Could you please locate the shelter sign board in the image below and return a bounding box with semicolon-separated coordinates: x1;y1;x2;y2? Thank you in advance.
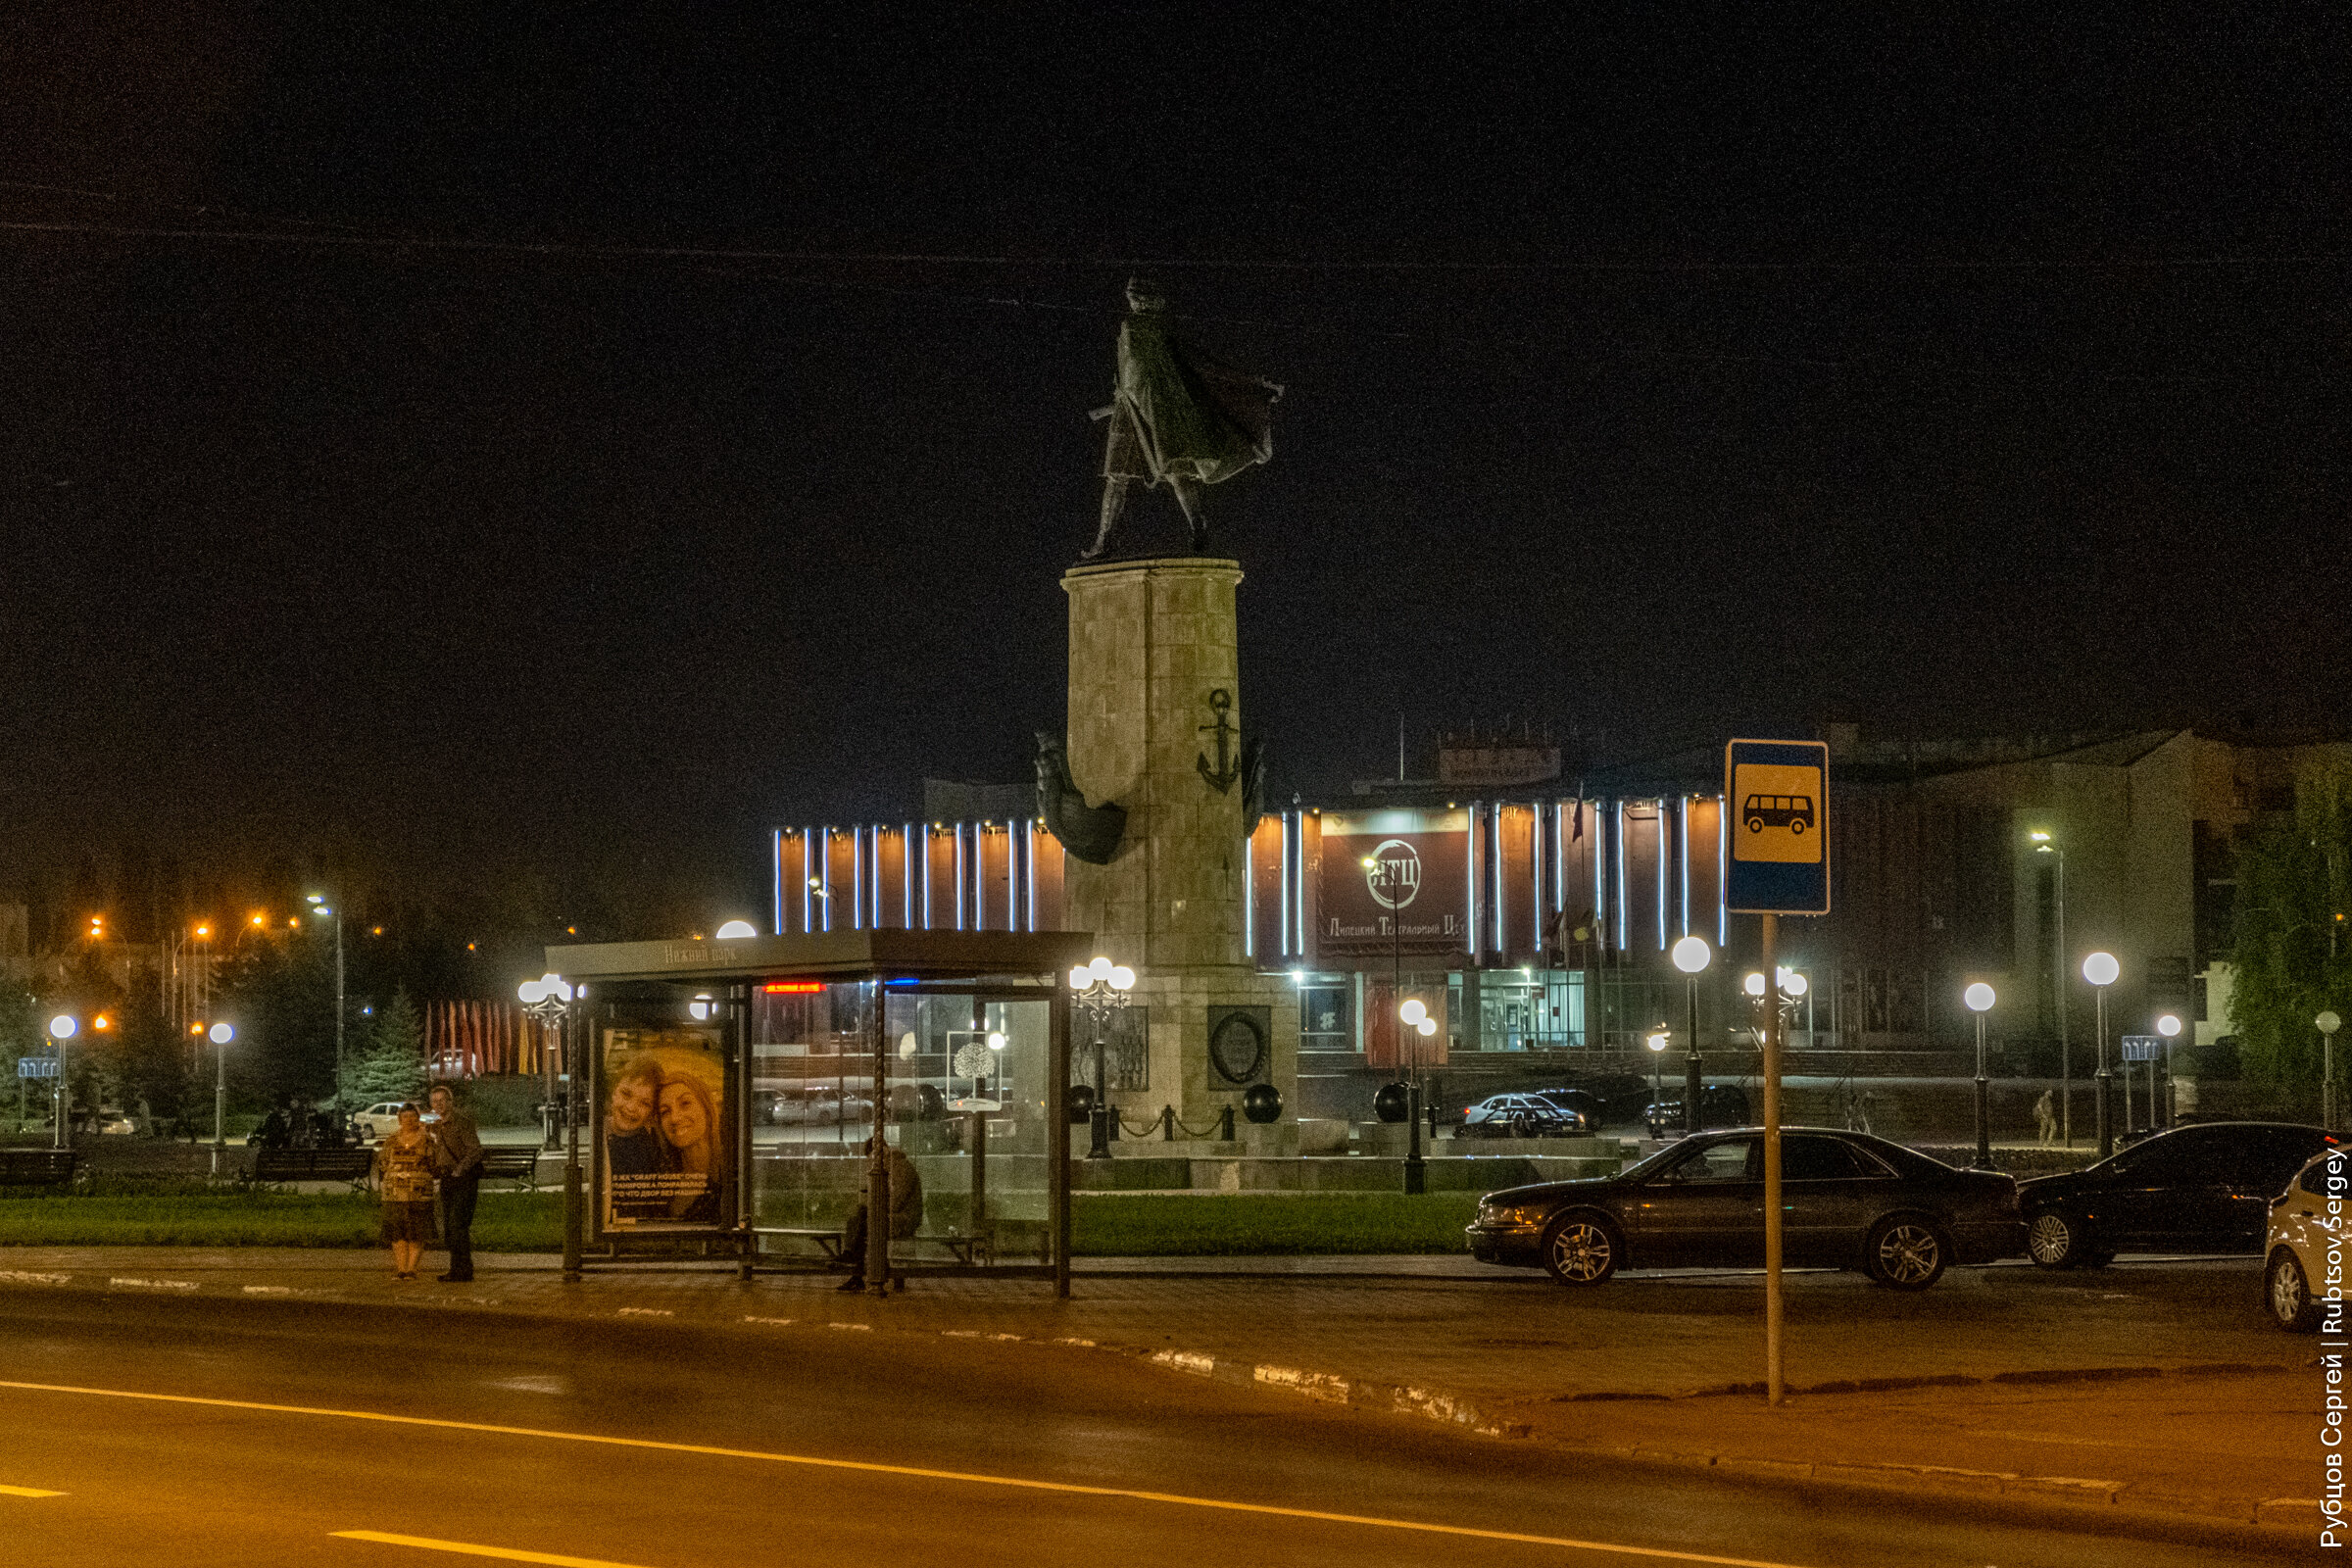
1317;808;1470;959
1724;739;1831;915
2120;1036;2163;1062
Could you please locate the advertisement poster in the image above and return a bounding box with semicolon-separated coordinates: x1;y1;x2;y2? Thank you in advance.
1318;808;1470;960
601;1025;730;1231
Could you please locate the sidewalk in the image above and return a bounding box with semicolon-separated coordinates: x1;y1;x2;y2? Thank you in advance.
0;1246;2312;1540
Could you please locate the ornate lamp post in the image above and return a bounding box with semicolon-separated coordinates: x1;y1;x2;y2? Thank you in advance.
1963;982;1996;1169
46;1014;76;1152
518;973;580;1280
2082;951;2119;1157
2155;1012;2182;1129
1068;956;1135;1160
207;1022;233;1175
1671;936;1711;1138
2320;1010;2342;1134
1397;997;1436;1193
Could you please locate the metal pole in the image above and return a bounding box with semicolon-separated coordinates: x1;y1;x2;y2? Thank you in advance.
866;980;891;1296
562;1002;583;1282
1761;913;1784;1407
211;1035;226;1177
1051;981;1070;1299
54;1035;70;1152
2327;1033;2337;1135
1088;1026;1111;1159
2055;851;2070;1148
1684;975;1701;1137
1972;1008;1991;1169
333;913;346;1105
2094;984;2113;1159
543;998;562;1152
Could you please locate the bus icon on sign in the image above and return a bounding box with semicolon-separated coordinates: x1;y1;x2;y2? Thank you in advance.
1743;794;1815;835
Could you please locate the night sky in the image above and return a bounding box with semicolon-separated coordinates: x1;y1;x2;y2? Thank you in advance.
3;6;2344;930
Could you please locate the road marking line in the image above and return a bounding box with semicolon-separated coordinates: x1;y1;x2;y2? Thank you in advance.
740;1316;795;1326
108;1277;197;1291
0;1271;71;1286
243;1286;294;1296
614;1308;671;1317
0;1380;1813;1568
0;1484;66;1497
333;1530;648;1566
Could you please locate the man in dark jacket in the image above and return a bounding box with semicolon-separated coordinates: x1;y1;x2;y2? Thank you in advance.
426;1084;485;1283
838;1138;922;1294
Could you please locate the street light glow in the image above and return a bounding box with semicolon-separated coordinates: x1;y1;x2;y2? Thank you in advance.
209;1022;234;1045
1399;998;1427;1026
2156;1013;2182;1037
1743;971;1767;998
2082;951;2119;987
1964;982;1995;1013
48;1015;76;1040
714;920;758;940
1671;935;1711;974
1645;1028;1669;1052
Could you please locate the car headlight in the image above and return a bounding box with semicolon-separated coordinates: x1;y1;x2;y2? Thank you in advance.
1477;1201;1545;1226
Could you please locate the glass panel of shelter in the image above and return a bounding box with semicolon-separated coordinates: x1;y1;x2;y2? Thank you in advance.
748;980;1052;1270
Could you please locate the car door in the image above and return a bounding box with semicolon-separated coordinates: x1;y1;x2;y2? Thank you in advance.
1779;1135;1881;1266
2219;1131;2333;1249
2101;1131;2230;1250
1628;1134;1762;1267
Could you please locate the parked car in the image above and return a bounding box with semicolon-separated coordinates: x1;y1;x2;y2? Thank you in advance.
92;1106;137;1136
1460;1094;1588;1139
1528;1087;1610;1128
2020;1121;2337;1268
1642;1083;1751;1138
353;1102;409;1143
1467;1126;2023;1290
2266;1146;2344;1332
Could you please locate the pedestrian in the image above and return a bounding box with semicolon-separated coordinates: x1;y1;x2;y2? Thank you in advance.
371;1103;437;1281
2034;1088;2057;1148
426;1083;484;1284
1858;1090;1877;1136
837;1136;923;1294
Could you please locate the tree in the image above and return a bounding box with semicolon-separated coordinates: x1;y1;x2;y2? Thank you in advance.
2227;768;2351;1092
345;988;427;1107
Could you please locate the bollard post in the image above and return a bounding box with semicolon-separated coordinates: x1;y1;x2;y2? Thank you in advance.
1161;1104;1175;1141
1219;1104;1235;1141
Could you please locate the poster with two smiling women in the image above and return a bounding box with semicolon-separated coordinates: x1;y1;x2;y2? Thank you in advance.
599;1025;730;1232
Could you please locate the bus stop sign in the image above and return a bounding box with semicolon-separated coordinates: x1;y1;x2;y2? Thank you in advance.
1725;738;1831;915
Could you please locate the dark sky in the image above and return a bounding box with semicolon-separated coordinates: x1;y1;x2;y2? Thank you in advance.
2;5;2345;926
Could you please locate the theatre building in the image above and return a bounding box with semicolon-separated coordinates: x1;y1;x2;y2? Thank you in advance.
776;724;2348;1127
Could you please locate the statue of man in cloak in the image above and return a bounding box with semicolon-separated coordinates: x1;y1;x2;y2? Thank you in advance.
1083;278;1282;560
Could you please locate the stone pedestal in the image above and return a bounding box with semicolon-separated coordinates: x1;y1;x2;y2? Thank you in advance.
1063;558;1297;1152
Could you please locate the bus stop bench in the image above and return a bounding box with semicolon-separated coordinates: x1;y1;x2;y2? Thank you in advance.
0;1150;77;1187
251;1148;375;1189
477;1147;542;1191
761;1228;994;1268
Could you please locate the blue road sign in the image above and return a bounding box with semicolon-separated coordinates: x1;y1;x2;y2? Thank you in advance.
2120;1036;2164;1062
1725;738;1831;915
17;1058;58;1079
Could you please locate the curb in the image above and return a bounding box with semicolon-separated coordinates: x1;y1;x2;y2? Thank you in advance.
0;1267;2309;1539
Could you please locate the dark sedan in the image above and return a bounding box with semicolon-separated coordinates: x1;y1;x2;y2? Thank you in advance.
2020;1120;2335;1268
1467;1126;2023;1290
1460;1094;1588;1138
1642;1083;1750;1138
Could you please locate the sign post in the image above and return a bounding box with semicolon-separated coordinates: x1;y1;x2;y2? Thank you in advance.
1724;739;1832;1410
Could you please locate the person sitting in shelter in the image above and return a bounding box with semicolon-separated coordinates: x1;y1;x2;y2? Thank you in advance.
837;1136;922;1294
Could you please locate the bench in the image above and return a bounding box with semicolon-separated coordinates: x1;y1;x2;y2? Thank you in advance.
757;1226;994;1269
251;1148;376;1190
477;1147;542;1191
0;1149;78;1188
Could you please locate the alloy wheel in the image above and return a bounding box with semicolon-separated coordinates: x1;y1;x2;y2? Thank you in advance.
2272;1251;2321;1332
1873;1222;1943;1288
2026;1212;2077;1267
1545;1220;1615;1285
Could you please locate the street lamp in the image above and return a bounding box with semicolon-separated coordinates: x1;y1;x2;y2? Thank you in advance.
207;1022;234;1176
1397;997;1436;1193
714;920;759;940
517;973;580;1280
2083;951;2120;1157
2152;1012;2182;1131
1671;935;1711;1137
45;1014;76;1151
2031;831;2070;1147
1069;956;1135;1160
1644;1025;1670;1134
1963;982;1996;1169
2320;1010;2343;1134
308;895;346;1107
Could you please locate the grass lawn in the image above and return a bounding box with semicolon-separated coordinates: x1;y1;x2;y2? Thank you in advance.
0;1189;1485;1256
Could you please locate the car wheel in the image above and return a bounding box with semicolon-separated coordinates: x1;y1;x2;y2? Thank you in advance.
2270;1250;2323;1333
2026;1210;2084;1269
1866;1215;1948;1290
1541;1212;1620;1286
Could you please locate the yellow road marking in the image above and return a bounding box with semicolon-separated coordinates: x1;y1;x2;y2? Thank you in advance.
334;1530;651;1566
0;1379;1807;1568
0;1484;65;1497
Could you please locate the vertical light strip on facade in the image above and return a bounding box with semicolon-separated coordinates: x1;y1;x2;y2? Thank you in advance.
852;826;863;930
1024;819;1036;932
1492;803;1504;955
1591;799;1603;943
1243;828;1254;958
903;823;914;929
820;830;833;933
954;825;965;931
771;830;783;936
1467;802;1480;958
1678;796;1690;937
802;828;814;935
1532;802;1544;954
1655;799;1668;950
1296;814;1307;956
1277;811;1290;956
1614;802;1628;951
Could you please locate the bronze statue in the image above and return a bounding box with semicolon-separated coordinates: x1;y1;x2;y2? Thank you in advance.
1083;278;1282;561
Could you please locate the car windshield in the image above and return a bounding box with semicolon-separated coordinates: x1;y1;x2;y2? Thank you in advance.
1618;1142;1692;1181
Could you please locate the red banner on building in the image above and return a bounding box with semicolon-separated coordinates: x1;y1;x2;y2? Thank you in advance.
1316;808;1470;960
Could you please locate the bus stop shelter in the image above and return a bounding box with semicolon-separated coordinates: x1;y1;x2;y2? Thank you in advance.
543;929;1090;1297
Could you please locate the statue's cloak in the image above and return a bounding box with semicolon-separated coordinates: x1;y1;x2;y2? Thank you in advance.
1104;315;1281;487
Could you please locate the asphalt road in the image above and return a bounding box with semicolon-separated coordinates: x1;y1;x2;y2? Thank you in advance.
0;1293;2286;1568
